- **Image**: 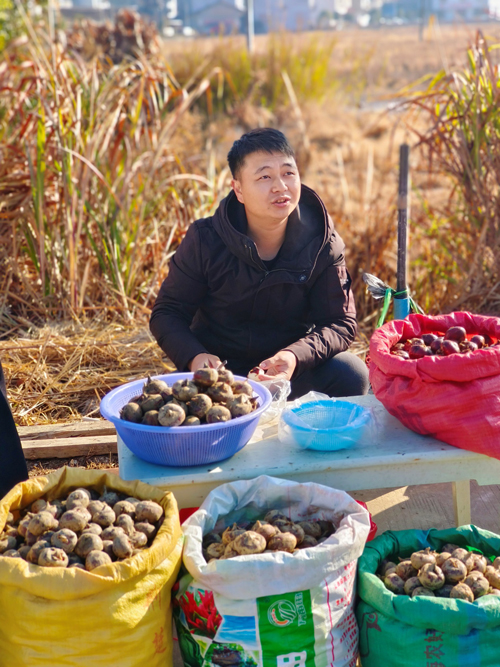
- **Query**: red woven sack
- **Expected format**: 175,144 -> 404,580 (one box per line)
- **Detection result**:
369,311 -> 500,458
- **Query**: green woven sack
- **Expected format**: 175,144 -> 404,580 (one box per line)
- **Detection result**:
356,526 -> 500,667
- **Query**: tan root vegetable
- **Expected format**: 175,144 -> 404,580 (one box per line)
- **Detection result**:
116,514 -> 135,536
464,575 -> 490,599
66,489 -> 91,510
412,587 -> 435,598
135,501 -> 163,523
395,560 -> 418,582
38,547 -> 69,568
222,524 -> 246,545
82,523 -> 103,536
59,508 -> 91,532
297,521 -> 322,539
28,511 -> 59,536
92,506 -> 116,528
418,563 -> 445,590
267,532 -> 297,553
206,543 -> 226,559
403,577 -> 422,596
410,548 -> 436,570
450,583 -> 474,602
384,573 -> 405,594
441,558 -> 467,584
86,550 -> 112,571
112,534 -> 134,559
27,540 -> 52,564
75,533 -> 104,559
51,529 -> 78,553
251,521 -> 279,543
232,531 -> 267,555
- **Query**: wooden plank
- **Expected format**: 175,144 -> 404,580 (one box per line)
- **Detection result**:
452,479 -> 472,526
22,435 -> 117,460
17,421 -> 116,441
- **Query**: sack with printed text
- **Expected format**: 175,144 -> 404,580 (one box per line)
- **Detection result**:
176,475 -> 371,667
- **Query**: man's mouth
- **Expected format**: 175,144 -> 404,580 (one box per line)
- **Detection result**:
272,197 -> 291,205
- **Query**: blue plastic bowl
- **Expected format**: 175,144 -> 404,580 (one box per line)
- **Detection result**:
281,399 -> 372,451
100,373 -> 272,467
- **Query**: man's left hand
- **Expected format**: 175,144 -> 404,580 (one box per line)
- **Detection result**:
259,350 -> 297,381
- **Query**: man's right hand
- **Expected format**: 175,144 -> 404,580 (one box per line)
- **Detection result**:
188,353 -> 221,372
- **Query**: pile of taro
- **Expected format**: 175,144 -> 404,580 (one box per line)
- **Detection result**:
391,326 -> 499,360
0,488 -> 164,571
380,545 -> 500,601
202,510 -> 336,560
120,368 -> 258,427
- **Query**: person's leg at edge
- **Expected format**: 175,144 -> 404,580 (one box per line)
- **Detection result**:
0,360 -> 29,498
289,352 -> 369,400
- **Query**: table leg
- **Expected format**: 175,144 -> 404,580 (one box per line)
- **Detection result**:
452,480 -> 471,526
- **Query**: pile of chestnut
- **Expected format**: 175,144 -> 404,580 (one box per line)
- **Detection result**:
390,326 -> 499,360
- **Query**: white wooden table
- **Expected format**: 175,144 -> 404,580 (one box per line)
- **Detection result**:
117,394 -> 500,525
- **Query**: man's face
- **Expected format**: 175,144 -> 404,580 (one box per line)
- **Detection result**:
231,151 -> 301,224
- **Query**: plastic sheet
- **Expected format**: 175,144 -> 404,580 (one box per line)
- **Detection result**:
254,377 -> 291,424
278,391 -> 374,451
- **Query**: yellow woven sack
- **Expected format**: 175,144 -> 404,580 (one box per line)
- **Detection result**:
0,466 -> 183,667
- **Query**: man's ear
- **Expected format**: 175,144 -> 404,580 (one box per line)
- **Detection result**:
231,178 -> 244,204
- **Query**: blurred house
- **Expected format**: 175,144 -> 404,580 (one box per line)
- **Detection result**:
190,0 -> 245,33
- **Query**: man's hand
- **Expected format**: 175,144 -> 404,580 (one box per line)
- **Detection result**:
188,353 -> 221,372
259,350 -> 297,381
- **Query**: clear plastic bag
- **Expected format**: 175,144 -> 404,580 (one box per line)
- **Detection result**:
255,377 -> 291,423
278,391 -> 375,451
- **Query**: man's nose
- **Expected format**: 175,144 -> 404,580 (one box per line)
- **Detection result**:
272,176 -> 287,191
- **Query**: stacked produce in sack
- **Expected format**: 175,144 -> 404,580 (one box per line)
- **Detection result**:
369,311 -> 500,457
0,467 -> 183,667
176,475 -> 371,667
357,526 -> 500,667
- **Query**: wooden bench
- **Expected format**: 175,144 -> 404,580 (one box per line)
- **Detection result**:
18,421 -> 117,461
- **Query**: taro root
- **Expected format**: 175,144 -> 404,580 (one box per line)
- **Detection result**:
286,524 -> 305,546
393,350 -> 410,359
422,333 -> 439,346
2,550 -> 22,558
206,542 -> 227,559
273,519 -> 294,532
143,377 -> 170,396
158,403 -> 185,427
441,543 -> 461,554
188,394 -> 212,419
88,500 -> 106,517
135,501 -> 163,524
409,344 -> 428,360
207,382 -> 234,404
395,560 -> 418,582
232,531 -> 267,555
120,403 -> 143,423
91,506 -> 116,528
380,561 -> 398,576
492,556 -> 500,570
25,531 -> 38,546
318,520 -> 335,538
297,521 -> 322,539
222,524 -> 246,545
410,548 -> 436,570
470,335 -> 486,348
264,510 -> 289,524
0,535 -> 17,554
488,588 -> 500,596
221,542 -> 239,559
436,552 -> 452,567
184,416 -> 201,426
384,573 -> 405,594
28,511 -> 59,537
116,514 -> 135,536
232,380 -> 253,397
218,368 -> 234,385
17,517 -> 31,538
228,395 -> 254,418
140,394 -> 164,413
193,366 -> 219,388
86,550 -> 112,571
125,497 -> 141,507
430,338 -> 444,354
102,541 -> 115,559
31,499 -> 47,513
450,583 -> 474,602
142,410 -> 160,426
404,576 -> 422,596
206,405 -> 232,423
469,554 -> 487,574
442,557 -> 467,583
411,587 -> 435,598
51,529 -> 78,553
445,326 -> 467,343
38,547 -> 69,568
451,548 -> 474,571
460,341 -> 478,354
113,501 -> 136,519
66,489 -> 91,510
129,531 -> 148,548
484,566 -> 500,589
464,575 -> 489,599
418,563 -> 445,590
76,533 -> 104,559
172,380 -> 199,402
101,526 -> 125,541
298,535 -> 318,549
435,584 -> 455,598
18,545 -> 31,560
100,491 -> 121,507
82,523 -> 103,537
113,534 -> 134,559
67,552 -> 84,566
252,521 -> 279,543
27,540 -> 52,564
268,532 -> 297,553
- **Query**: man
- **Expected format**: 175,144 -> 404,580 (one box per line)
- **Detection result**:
0,360 -> 28,497
150,128 -> 369,398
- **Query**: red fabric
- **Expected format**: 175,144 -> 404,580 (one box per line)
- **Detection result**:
369,311 -> 500,458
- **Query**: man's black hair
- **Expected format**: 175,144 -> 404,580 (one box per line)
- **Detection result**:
227,128 -> 295,178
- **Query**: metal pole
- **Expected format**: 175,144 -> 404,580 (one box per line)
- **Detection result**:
394,143 -> 410,320
246,0 -> 254,53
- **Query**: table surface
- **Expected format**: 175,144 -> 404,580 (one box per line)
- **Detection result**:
117,394 -> 500,508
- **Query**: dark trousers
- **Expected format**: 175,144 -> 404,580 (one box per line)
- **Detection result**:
289,352 -> 370,400
0,361 -> 28,498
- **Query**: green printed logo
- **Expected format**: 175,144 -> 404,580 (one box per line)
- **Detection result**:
268,599 -> 297,627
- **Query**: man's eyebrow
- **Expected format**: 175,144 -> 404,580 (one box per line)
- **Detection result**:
254,162 -> 295,174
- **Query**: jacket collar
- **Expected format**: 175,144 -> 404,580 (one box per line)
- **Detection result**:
212,184 -> 333,273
